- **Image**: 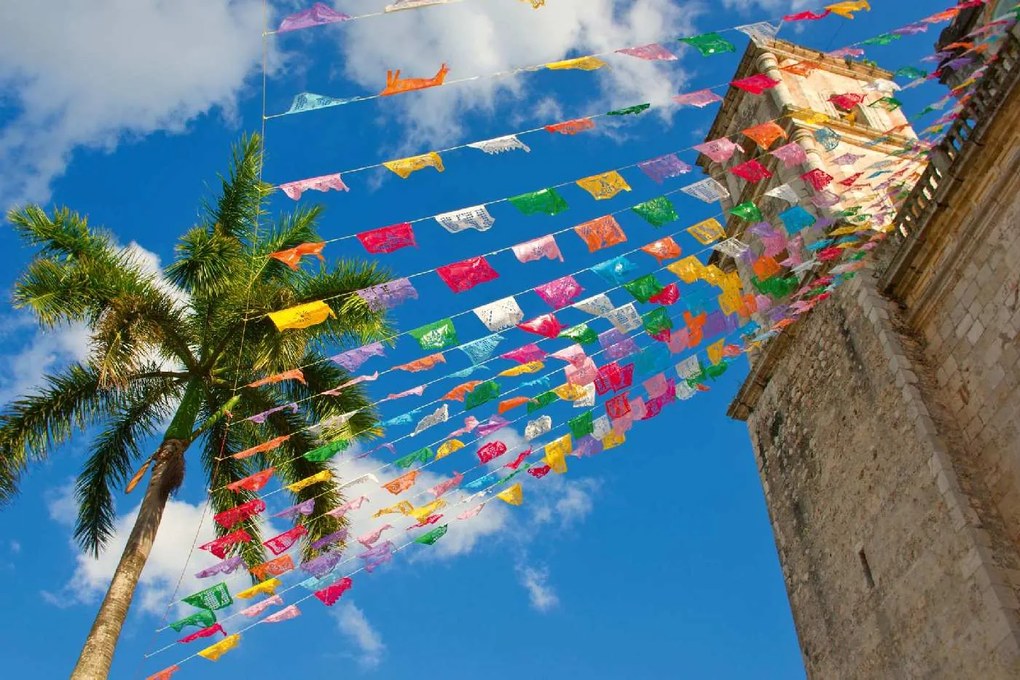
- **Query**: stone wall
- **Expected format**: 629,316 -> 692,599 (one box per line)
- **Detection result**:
732,32 -> 1020,679
746,271 -> 1020,678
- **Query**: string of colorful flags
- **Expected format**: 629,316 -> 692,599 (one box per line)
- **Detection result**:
140,2 -> 1011,676
266,1 -> 891,119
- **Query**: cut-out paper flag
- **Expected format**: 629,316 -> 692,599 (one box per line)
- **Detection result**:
518,314 -> 564,338
638,154 -> 692,183
632,196 -> 678,227
534,276 -> 584,309
681,178 -> 730,203
381,64 -> 449,96
437,256 -> 499,293
383,152 -> 444,179
474,297 -> 524,331
512,235 -> 562,263
409,318 -> 457,350
279,174 -> 349,201
435,205 -> 495,233
357,223 -> 416,253
770,142 -> 807,168
545,56 -> 606,71
357,278 -> 418,312
545,118 -> 596,135
673,89 -> 723,107
695,138 -> 741,163
730,159 -> 773,183
278,3 -> 351,32
576,171 -> 632,200
679,32 -> 736,56
509,188 -> 569,215
617,44 -> 677,60
467,135 -> 531,154
268,301 -> 334,331
731,74 -> 780,95
574,215 -> 627,252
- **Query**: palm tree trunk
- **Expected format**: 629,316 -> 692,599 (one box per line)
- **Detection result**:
70,438 -> 186,680
70,379 -> 204,679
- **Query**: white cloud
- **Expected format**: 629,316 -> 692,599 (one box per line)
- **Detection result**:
334,0 -> 699,151
0,0 -> 265,207
43,483 -> 225,615
516,563 -> 559,612
332,600 -> 386,669
0,317 -> 91,404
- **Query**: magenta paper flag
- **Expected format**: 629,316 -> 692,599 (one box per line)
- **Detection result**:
770,142 -> 808,168
617,44 -> 677,60
512,235 -> 563,263
476,416 -> 510,437
330,342 -> 385,371
801,168 -> 834,191
477,441 -> 508,464
357,223 -> 416,254
315,577 -> 353,606
264,526 -> 307,556
518,314 -> 564,338
279,173 -> 349,200
731,74 -> 780,95
437,256 -> 499,293
278,3 -> 351,32
386,385 -> 426,401
501,343 -> 547,364
262,605 -> 301,624
359,542 -> 395,573
534,276 -> 584,309
638,154 -> 692,183
695,138 -> 741,163
730,159 -> 773,183
673,89 -> 723,108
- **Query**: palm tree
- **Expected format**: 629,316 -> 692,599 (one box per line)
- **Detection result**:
0,135 -> 391,679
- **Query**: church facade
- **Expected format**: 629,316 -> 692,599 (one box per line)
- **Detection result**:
709,9 -> 1020,678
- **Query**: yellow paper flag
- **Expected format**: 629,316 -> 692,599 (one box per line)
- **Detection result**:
576,171 -> 632,200
436,439 -> 465,460
602,430 -> 626,450
545,56 -> 607,71
553,383 -> 588,402
707,339 -> 726,366
268,300 -> 335,332
410,499 -> 447,523
825,0 -> 870,19
374,501 -> 414,518
198,634 -> 240,662
498,361 -> 545,377
667,256 -> 706,284
383,152 -> 444,179
286,469 -> 332,493
497,483 -> 524,506
236,578 -> 281,600
686,218 -> 726,245
544,435 -> 572,473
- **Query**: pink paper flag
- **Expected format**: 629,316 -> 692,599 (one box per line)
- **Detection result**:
512,235 -> 563,263
616,44 -> 677,61
695,138 -> 742,163
673,89 -> 723,108
534,276 -> 584,309
279,173 -> 349,200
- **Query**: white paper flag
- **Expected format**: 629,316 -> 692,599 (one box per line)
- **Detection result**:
681,177 -> 730,203
524,415 -> 553,442
572,294 -> 615,317
467,135 -> 531,155
473,296 -> 524,332
604,304 -> 642,333
435,205 -> 495,233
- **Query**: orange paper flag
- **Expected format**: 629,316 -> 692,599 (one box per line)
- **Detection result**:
380,64 -> 450,96
269,242 -> 326,270
247,368 -> 306,389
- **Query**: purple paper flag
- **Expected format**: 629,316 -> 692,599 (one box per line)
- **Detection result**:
278,3 -> 351,32
330,342 -> 386,372
357,278 -> 418,312
638,154 -> 692,183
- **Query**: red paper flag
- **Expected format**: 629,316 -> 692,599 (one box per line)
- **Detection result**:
436,256 -> 499,293
357,223 -> 417,254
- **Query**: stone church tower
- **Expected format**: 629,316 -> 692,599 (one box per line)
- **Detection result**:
703,9 -> 1020,679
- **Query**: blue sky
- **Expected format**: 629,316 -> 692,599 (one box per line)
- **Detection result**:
0,0 -> 959,678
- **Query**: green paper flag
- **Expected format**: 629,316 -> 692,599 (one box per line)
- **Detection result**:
509,188 -> 569,216
304,439 -> 350,463
395,446 -> 433,469
568,411 -> 594,440
679,32 -> 736,57
182,583 -> 232,611
558,323 -> 599,345
415,525 -> 449,546
861,33 -> 899,46
752,275 -> 799,299
623,274 -> 665,303
632,196 -> 678,227
528,391 -> 559,413
410,318 -> 457,351
465,381 -> 501,410
607,103 -> 651,116
729,201 -> 763,222
870,96 -> 902,111
894,66 -> 926,80
642,307 -> 673,337
169,609 -> 216,632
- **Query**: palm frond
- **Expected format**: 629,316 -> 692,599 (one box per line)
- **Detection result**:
74,378 -> 180,556
0,363 -> 127,503
204,134 -> 271,242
